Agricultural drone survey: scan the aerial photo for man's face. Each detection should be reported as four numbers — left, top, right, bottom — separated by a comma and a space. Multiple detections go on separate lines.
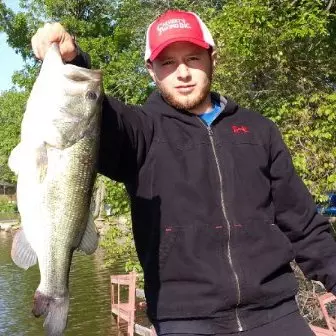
147, 42, 216, 114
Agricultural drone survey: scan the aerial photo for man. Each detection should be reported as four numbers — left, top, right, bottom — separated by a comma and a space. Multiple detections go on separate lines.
32, 9, 336, 336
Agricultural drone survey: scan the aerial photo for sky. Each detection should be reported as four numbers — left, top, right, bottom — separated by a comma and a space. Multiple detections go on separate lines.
0, 0, 25, 93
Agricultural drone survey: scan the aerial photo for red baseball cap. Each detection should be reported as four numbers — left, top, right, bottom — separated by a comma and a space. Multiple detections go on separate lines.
145, 10, 215, 62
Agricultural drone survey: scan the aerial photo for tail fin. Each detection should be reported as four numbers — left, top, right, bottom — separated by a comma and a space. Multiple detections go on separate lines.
33, 290, 69, 336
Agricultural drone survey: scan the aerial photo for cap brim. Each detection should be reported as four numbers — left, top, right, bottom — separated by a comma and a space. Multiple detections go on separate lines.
149, 37, 210, 62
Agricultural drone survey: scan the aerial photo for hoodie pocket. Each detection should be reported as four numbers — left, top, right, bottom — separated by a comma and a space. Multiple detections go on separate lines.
233, 218, 297, 305
233, 218, 295, 267
158, 222, 224, 281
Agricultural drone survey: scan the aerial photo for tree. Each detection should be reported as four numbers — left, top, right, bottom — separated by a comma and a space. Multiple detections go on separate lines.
0, 90, 28, 183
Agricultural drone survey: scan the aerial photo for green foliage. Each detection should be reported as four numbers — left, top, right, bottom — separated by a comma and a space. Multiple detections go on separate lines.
0, 90, 28, 183
98, 176, 141, 275
100, 214, 142, 277
101, 176, 130, 216
210, 0, 335, 106
272, 93, 336, 201
0, 199, 17, 213
0, 1, 37, 60
98, 176, 142, 275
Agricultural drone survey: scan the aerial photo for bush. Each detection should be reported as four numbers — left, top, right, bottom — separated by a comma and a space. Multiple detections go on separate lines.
0, 199, 17, 213
100, 213, 143, 285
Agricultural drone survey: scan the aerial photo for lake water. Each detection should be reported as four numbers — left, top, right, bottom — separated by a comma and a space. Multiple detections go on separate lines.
0, 229, 138, 335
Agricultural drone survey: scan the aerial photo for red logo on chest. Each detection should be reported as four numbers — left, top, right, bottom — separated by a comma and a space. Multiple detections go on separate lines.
232, 125, 249, 134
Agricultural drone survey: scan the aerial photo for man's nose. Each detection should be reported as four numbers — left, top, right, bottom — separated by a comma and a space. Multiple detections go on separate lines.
176, 63, 191, 80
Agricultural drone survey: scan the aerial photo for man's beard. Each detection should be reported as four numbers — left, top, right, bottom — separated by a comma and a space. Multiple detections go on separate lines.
157, 74, 212, 112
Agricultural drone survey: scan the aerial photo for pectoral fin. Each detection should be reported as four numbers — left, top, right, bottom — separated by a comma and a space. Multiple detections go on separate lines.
77, 212, 99, 255
8, 143, 23, 175
11, 229, 38, 270
8, 142, 48, 183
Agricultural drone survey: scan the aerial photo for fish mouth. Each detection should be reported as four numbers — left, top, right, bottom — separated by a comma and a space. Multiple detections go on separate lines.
33, 290, 70, 335
32, 290, 54, 317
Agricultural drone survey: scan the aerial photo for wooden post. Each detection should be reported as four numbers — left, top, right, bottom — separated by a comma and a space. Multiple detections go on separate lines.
111, 271, 157, 336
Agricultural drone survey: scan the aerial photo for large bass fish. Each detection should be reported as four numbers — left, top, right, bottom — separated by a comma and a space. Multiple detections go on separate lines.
8, 43, 103, 335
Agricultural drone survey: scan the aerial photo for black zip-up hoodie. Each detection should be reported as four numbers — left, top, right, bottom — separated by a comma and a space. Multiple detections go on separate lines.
98, 91, 336, 331
72, 52, 336, 332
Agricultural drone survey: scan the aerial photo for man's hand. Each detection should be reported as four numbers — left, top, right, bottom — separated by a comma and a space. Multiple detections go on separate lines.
31, 22, 77, 62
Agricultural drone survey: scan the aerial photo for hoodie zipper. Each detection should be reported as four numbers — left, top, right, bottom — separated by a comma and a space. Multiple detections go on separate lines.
199, 119, 243, 332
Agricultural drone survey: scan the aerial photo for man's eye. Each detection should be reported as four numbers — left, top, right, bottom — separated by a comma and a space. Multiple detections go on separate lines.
188, 56, 200, 61
162, 60, 174, 66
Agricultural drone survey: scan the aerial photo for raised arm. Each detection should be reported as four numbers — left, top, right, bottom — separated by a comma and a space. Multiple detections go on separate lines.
31, 23, 154, 184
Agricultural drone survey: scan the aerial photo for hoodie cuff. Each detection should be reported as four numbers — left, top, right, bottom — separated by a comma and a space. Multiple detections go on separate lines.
68, 43, 91, 69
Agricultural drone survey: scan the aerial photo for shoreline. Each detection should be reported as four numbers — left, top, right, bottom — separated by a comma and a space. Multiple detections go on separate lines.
0, 219, 20, 232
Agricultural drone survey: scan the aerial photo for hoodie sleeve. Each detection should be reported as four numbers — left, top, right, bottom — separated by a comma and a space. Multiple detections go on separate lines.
269, 122, 336, 293
69, 44, 92, 69
97, 96, 154, 183
68, 47, 154, 183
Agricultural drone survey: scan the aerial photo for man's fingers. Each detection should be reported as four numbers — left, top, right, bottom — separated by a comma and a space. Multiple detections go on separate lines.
31, 22, 76, 61
59, 33, 77, 62
31, 34, 41, 60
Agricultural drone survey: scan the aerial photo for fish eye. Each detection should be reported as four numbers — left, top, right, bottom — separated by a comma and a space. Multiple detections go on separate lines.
86, 91, 97, 100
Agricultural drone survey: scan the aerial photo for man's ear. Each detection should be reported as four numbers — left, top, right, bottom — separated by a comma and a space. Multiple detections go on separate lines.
146, 61, 156, 82
211, 49, 217, 68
